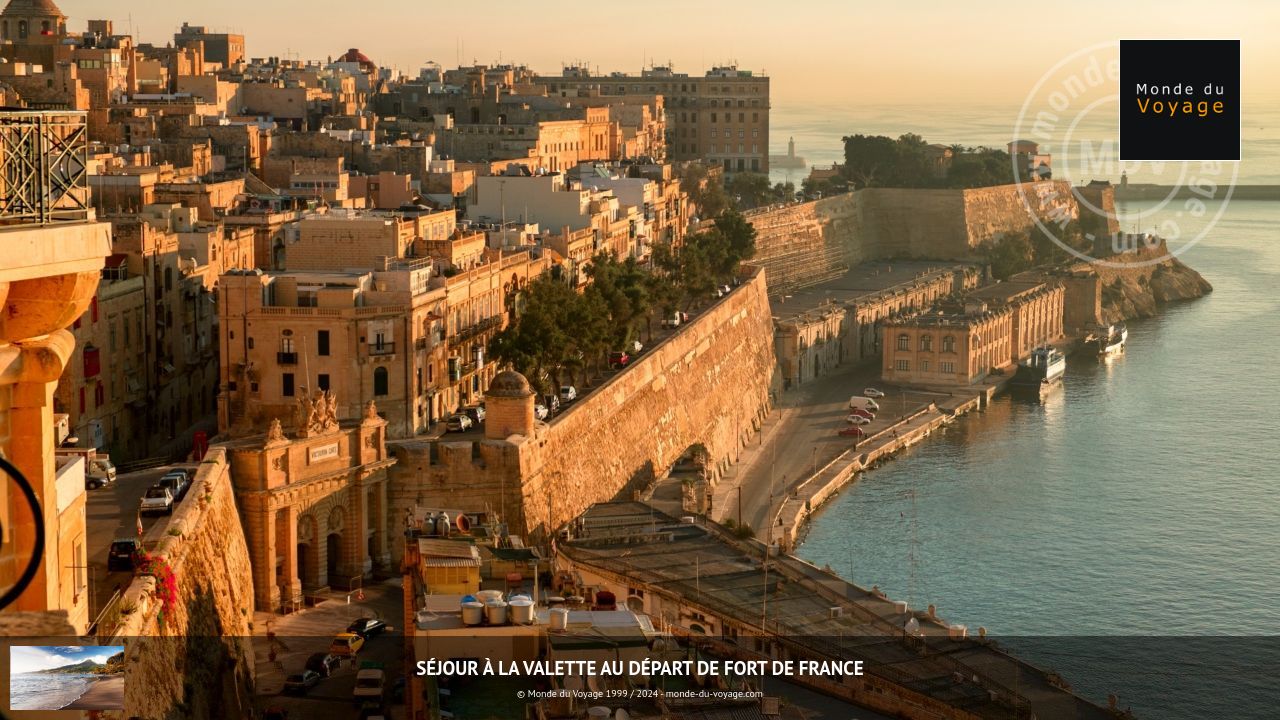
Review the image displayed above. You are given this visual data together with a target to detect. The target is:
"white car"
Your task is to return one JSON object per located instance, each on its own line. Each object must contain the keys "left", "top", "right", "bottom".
{"left": 863, "top": 388, "right": 886, "bottom": 398}
{"left": 534, "top": 404, "right": 549, "bottom": 421}
{"left": 559, "top": 385, "right": 578, "bottom": 403}
{"left": 445, "top": 414, "right": 473, "bottom": 432}
{"left": 845, "top": 414, "right": 871, "bottom": 426}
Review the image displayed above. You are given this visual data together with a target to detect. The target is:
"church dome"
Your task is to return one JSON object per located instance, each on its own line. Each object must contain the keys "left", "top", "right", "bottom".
{"left": 337, "top": 48, "right": 376, "bottom": 73}
{"left": 487, "top": 370, "right": 534, "bottom": 398}
{"left": 1, "top": 0, "right": 64, "bottom": 17}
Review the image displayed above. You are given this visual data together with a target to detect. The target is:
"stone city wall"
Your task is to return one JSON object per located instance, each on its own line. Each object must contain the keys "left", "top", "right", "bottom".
{"left": 746, "top": 182, "right": 1080, "bottom": 294}
{"left": 111, "top": 448, "right": 256, "bottom": 719}
{"left": 387, "top": 269, "right": 777, "bottom": 553}
{"left": 518, "top": 268, "right": 776, "bottom": 538}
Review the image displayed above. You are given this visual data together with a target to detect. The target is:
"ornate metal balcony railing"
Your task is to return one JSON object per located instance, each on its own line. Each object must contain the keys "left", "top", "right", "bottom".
{"left": 0, "top": 111, "right": 91, "bottom": 225}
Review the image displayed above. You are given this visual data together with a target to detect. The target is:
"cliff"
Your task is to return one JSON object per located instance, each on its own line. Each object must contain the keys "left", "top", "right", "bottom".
{"left": 1090, "top": 244, "right": 1213, "bottom": 324}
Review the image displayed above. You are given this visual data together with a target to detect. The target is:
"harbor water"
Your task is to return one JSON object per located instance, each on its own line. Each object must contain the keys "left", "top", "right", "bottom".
{"left": 796, "top": 198, "right": 1280, "bottom": 718}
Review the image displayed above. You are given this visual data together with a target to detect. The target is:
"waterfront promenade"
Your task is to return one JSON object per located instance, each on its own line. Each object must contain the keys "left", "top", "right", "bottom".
{"left": 712, "top": 358, "right": 992, "bottom": 547}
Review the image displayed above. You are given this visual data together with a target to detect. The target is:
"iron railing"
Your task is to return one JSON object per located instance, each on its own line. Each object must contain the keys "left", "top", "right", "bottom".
{"left": 0, "top": 111, "right": 91, "bottom": 225}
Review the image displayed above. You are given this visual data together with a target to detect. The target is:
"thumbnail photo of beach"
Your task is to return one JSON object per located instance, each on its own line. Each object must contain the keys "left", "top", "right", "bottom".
{"left": 8, "top": 645, "right": 125, "bottom": 711}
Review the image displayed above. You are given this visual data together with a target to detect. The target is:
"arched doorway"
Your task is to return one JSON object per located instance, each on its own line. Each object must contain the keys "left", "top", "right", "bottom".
{"left": 297, "top": 544, "right": 311, "bottom": 588}
{"left": 326, "top": 533, "right": 341, "bottom": 585}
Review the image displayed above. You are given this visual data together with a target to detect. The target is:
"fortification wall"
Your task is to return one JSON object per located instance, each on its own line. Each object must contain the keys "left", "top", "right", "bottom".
{"left": 520, "top": 268, "right": 775, "bottom": 538}
{"left": 746, "top": 182, "right": 1076, "bottom": 293}
{"left": 112, "top": 448, "right": 257, "bottom": 719}
{"left": 387, "top": 270, "right": 776, "bottom": 552}
{"left": 1080, "top": 240, "right": 1213, "bottom": 323}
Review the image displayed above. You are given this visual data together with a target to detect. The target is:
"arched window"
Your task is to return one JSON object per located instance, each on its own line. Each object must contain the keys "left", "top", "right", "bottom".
{"left": 896, "top": 334, "right": 910, "bottom": 351}
{"left": 942, "top": 335, "right": 956, "bottom": 353}
{"left": 373, "top": 366, "right": 389, "bottom": 396}
{"left": 41, "top": 20, "right": 50, "bottom": 33}
{"left": 18, "top": 20, "right": 27, "bottom": 39}
{"left": 919, "top": 334, "right": 933, "bottom": 352}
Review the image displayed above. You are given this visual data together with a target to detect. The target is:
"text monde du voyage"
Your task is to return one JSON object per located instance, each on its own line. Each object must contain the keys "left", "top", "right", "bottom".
{"left": 1134, "top": 83, "right": 1228, "bottom": 118}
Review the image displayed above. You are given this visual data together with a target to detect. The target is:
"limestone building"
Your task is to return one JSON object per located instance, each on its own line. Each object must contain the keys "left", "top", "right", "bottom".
{"left": 539, "top": 64, "right": 770, "bottom": 174}
{"left": 0, "top": 110, "right": 110, "bottom": 633}
{"left": 227, "top": 396, "right": 394, "bottom": 612}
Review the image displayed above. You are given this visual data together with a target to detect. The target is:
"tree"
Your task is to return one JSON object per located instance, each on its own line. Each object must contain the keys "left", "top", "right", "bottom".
{"left": 679, "top": 162, "right": 729, "bottom": 218}
{"left": 726, "top": 172, "right": 771, "bottom": 210}
{"left": 841, "top": 134, "right": 900, "bottom": 189}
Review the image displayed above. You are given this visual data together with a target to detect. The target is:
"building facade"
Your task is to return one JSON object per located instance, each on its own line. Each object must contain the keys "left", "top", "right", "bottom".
{"left": 538, "top": 65, "right": 770, "bottom": 174}
{"left": 227, "top": 398, "right": 393, "bottom": 612}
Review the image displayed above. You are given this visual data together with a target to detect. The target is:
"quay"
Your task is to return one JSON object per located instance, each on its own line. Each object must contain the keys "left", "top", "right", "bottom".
{"left": 558, "top": 502, "right": 1124, "bottom": 720}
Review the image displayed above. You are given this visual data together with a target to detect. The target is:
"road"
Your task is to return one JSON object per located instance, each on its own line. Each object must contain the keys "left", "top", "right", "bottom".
{"left": 713, "top": 360, "right": 947, "bottom": 536}
{"left": 253, "top": 579, "right": 407, "bottom": 719}
{"left": 84, "top": 464, "right": 197, "bottom": 626}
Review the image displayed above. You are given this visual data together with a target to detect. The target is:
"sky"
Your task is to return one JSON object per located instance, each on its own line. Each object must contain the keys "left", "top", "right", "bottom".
{"left": 10, "top": 646, "right": 122, "bottom": 674}
{"left": 52, "top": 0, "right": 1280, "bottom": 107}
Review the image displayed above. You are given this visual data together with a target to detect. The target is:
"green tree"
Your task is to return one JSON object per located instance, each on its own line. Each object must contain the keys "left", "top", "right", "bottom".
{"left": 726, "top": 172, "right": 771, "bottom": 210}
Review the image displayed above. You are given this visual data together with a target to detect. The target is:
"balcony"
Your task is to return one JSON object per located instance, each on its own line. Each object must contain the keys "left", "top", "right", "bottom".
{"left": 1, "top": 111, "right": 92, "bottom": 226}
{"left": 277, "top": 351, "right": 298, "bottom": 364}
{"left": 368, "top": 342, "right": 395, "bottom": 356}
{"left": 452, "top": 316, "right": 502, "bottom": 344}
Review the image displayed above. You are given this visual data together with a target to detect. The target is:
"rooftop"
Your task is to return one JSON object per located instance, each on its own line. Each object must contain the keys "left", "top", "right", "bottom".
{"left": 772, "top": 261, "right": 971, "bottom": 324}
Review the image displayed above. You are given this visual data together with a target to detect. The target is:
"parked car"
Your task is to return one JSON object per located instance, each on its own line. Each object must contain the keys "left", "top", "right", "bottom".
{"left": 445, "top": 414, "right": 473, "bottom": 433}
{"left": 534, "top": 404, "right": 550, "bottom": 421}
{"left": 680, "top": 311, "right": 690, "bottom": 323}
{"left": 632, "top": 340, "right": 644, "bottom": 354}
{"left": 863, "top": 388, "right": 886, "bottom": 398}
{"left": 559, "top": 385, "right": 578, "bottom": 403}
{"left": 661, "top": 312, "right": 682, "bottom": 329}
{"left": 352, "top": 667, "right": 386, "bottom": 703}
{"left": 720, "top": 284, "right": 732, "bottom": 294}
{"left": 139, "top": 485, "right": 174, "bottom": 516}
{"left": 541, "top": 394, "right": 561, "bottom": 414}
{"left": 462, "top": 405, "right": 485, "bottom": 424}
{"left": 329, "top": 632, "right": 365, "bottom": 656}
{"left": 283, "top": 670, "right": 321, "bottom": 695}
{"left": 158, "top": 470, "right": 189, "bottom": 501}
{"left": 608, "top": 351, "right": 631, "bottom": 369}
{"left": 848, "top": 396, "right": 880, "bottom": 412}
{"left": 305, "top": 652, "right": 341, "bottom": 678}
{"left": 849, "top": 407, "right": 875, "bottom": 420}
{"left": 107, "top": 538, "right": 142, "bottom": 572}
{"left": 346, "top": 617, "right": 387, "bottom": 638}
{"left": 839, "top": 425, "right": 866, "bottom": 438}
{"left": 845, "top": 414, "right": 871, "bottom": 426}
{"left": 86, "top": 457, "right": 117, "bottom": 489}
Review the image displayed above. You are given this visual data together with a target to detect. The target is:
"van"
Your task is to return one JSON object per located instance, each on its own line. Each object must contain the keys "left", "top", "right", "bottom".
{"left": 352, "top": 668, "right": 386, "bottom": 702}
{"left": 848, "top": 396, "right": 880, "bottom": 412}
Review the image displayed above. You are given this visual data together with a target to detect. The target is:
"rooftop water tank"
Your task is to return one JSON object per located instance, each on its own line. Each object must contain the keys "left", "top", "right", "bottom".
{"left": 461, "top": 601, "right": 484, "bottom": 626}
{"left": 549, "top": 607, "right": 569, "bottom": 632}
{"left": 485, "top": 600, "right": 508, "bottom": 625}
{"left": 476, "top": 589, "right": 504, "bottom": 604}
{"left": 509, "top": 597, "right": 534, "bottom": 625}
{"left": 436, "top": 512, "right": 451, "bottom": 537}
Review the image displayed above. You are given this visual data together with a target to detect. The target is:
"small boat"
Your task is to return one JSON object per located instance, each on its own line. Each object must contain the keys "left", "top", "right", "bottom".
{"left": 1094, "top": 323, "right": 1128, "bottom": 356}
{"left": 1012, "top": 346, "right": 1066, "bottom": 390}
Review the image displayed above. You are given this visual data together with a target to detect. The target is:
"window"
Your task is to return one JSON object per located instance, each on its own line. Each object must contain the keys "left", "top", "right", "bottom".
{"left": 942, "top": 335, "right": 956, "bottom": 353}
{"left": 920, "top": 360, "right": 930, "bottom": 372}
{"left": 920, "top": 335, "right": 933, "bottom": 351}
{"left": 282, "top": 373, "right": 295, "bottom": 397}
{"left": 895, "top": 360, "right": 910, "bottom": 371}
{"left": 95, "top": 384, "right": 105, "bottom": 407}
{"left": 90, "top": 297, "right": 99, "bottom": 323}
{"left": 711, "top": 112, "right": 717, "bottom": 123}
{"left": 78, "top": 387, "right": 85, "bottom": 413}
{"left": 279, "top": 337, "right": 295, "bottom": 353}
{"left": 373, "top": 367, "right": 389, "bottom": 396}
{"left": 317, "top": 330, "right": 330, "bottom": 356}
{"left": 897, "top": 334, "right": 910, "bottom": 351}
{"left": 941, "top": 361, "right": 956, "bottom": 374}
{"left": 317, "top": 374, "right": 330, "bottom": 392}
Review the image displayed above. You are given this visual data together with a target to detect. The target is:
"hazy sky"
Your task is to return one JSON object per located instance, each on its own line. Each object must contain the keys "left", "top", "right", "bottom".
{"left": 55, "top": 0, "right": 1280, "bottom": 106}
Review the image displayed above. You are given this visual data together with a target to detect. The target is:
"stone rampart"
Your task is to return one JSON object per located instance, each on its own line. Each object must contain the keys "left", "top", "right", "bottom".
{"left": 746, "top": 182, "right": 1081, "bottom": 294}
{"left": 111, "top": 448, "right": 256, "bottom": 719}
{"left": 388, "top": 269, "right": 777, "bottom": 551}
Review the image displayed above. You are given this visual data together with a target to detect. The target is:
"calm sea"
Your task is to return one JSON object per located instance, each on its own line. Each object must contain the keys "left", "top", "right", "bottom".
{"left": 9, "top": 672, "right": 96, "bottom": 710}
{"left": 768, "top": 100, "right": 1280, "bottom": 187}
{"left": 796, "top": 197, "right": 1280, "bottom": 717}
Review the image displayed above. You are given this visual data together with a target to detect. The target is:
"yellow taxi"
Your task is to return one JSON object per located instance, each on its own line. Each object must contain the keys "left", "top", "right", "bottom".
{"left": 329, "top": 632, "right": 365, "bottom": 656}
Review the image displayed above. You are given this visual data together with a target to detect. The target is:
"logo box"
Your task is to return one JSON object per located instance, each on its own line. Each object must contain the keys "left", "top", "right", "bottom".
{"left": 1119, "top": 39, "right": 1240, "bottom": 161}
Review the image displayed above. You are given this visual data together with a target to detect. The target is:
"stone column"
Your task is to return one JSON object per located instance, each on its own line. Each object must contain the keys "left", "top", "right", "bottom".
{"left": 374, "top": 479, "right": 390, "bottom": 569}
{"left": 277, "top": 504, "right": 301, "bottom": 607}
{"left": 344, "top": 475, "right": 371, "bottom": 580}
{"left": 247, "top": 500, "right": 278, "bottom": 612}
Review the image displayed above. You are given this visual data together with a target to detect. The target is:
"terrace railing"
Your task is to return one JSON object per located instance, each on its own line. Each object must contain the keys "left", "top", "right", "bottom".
{"left": 0, "top": 111, "right": 91, "bottom": 225}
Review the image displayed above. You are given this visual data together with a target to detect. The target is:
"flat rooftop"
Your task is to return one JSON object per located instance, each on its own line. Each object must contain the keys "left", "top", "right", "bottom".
{"left": 561, "top": 503, "right": 1115, "bottom": 720}
{"left": 771, "top": 261, "right": 970, "bottom": 323}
